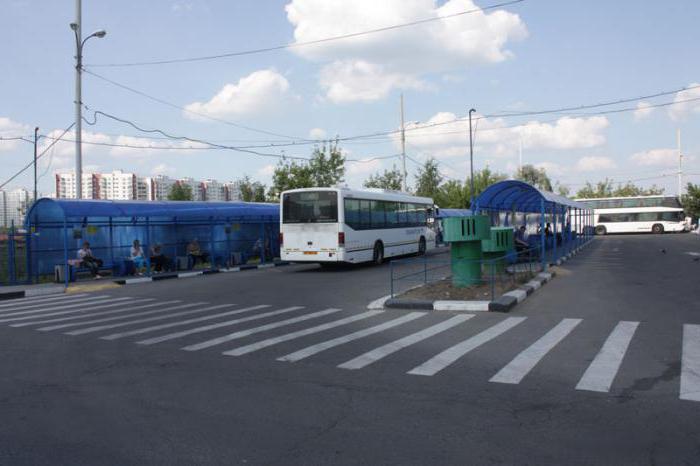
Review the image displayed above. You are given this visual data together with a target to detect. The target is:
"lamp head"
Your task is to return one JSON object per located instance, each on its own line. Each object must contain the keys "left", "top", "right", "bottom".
{"left": 92, "top": 30, "right": 107, "bottom": 38}
{"left": 69, "top": 22, "right": 78, "bottom": 31}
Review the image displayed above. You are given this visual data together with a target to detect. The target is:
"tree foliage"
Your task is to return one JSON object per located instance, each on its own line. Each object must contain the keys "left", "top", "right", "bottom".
{"left": 363, "top": 166, "right": 404, "bottom": 191}
{"left": 516, "top": 164, "right": 553, "bottom": 191}
{"left": 167, "top": 183, "right": 193, "bottom": 201}
{"left": 556, "top": 183, "right": 571, "bottom": 197}
{"left": 268, "top": 142, "right": 345, "bottom": 200}
{"left": 681, "top": 182, "right": 700, "bottom": 221}
{"left": 575, "top": 178, "right": 665, "bottom": 198}
{"left": 432, "top": 166, "right": 507, "bottom": 209}
{"left": 414, "top": 158, "right": 442, "bottom": 199}
{"left": 237, "top": 176, "right": 267, "bottom": 202}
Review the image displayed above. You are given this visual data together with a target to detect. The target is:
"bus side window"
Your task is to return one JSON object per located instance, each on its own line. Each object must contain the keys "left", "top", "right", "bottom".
{"left": 359, "top": 200, "right": 371, "bottom": 230}
{"left": 344, "top": 199, "right": 360, "bottom": 230}
{"left": 371, "top": 201, "right": 386, "bottom": 229}
{"left": 398, "top": 203, "right": 408, "bottom": 227}
{"left": 416, "top": 204, "right": 427, "bottom": 225}
{"left": 386, "top": 202, "right": 399, "bottom": 227}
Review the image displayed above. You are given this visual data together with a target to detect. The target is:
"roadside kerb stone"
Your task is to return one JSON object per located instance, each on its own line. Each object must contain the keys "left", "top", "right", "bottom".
{"left": 433, "top": 300, "right": 490, "bottom": 312}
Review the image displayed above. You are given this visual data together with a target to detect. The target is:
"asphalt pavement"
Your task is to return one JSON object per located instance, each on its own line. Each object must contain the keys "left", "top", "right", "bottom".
{"left": 0, "top": 234, "right": 699, "bottom": 465}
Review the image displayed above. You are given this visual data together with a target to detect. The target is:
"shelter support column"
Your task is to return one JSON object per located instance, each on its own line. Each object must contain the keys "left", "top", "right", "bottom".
{"left": 63, "top": 219, "right": 69, "bottom": 288}
{"left": 145, "top": 216, "right": 152, "bottom": 276}
{"left": 540, "top": 199, "right": 546, "bottom": 272}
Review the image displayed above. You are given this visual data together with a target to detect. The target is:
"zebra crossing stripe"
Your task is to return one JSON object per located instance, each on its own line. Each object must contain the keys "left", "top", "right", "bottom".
{"left": 38, "top": 301, "right": 197, "bottom": 332}
{"left": 12, "top": 300, "right": 176, "bottom": 328}
{"left": 680, "top": 324, "right": 700, "bottom": 402}
{"left": 182, "top": 308, "right": 343, "bottom": 352}
{"left": 135, "top": 305, "right": 302, "bottom": 346}
{"left": 490, "top": 318, "right": 582, "bottom": 384}
{"left": 0, "top": 296, "right": 116, "bottom": 319}
{"left": 0, "top": 298, "right": 135, "bottom": 324}
{"left": 277, "top": 312, "right": 426, "bottom": 363}
{"left": 575, "top": 321, "right": 639, "bottom": 393}
{"left": 65, "top": 303, "right": 232, "bottom": 336}
{"left": 99, "top": 305, "right": 271, "bottom": 340}
{"left": 0, "top": 293, "right": 90, "bottom": 309}
{"left": 408, "top": 317, "right": 527, "bottom": 376}
{"left": 338, "top": 314, "right": 473, "bottom": 370}
{"left": 221, "top": 311, "right": 383, "bottom": 356}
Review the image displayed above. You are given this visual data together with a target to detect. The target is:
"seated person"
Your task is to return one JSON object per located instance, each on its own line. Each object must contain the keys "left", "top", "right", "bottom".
{"left": 77, "top": 241, "right": 103, "bottom": 279}
{"left": 186, "top": 238, "right": 209, "bottom": 270}
{"left": 130, "top": 239, "right": 147, "bottom": 275}
{"left": 514, "top": 226, "right": 529, "bottom": 251}
{"left": 150, "top": 243, "right": 171, "bottom": 272}
{"left": 544, "top": 222, "right": 553, "bottom": 237}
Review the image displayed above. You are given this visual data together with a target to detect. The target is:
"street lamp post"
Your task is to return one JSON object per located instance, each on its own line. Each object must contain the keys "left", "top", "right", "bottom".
{"left": 468, "top": 108, "right": 476, "bottom": 208}
{"left": 70, "top": 7, "right": 105, "bottom": 200}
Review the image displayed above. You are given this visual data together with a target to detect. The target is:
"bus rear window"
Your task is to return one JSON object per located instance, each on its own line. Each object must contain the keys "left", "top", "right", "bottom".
{"left": 283, "top": 192, "right": 338, "bottom": 223}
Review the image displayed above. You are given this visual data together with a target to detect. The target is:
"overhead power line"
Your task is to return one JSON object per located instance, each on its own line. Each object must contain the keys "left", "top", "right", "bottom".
{"left": 86, "top": 0, "right": 525, "bottom": 68}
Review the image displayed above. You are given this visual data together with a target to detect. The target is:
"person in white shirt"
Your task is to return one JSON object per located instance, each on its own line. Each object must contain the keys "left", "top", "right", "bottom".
{"left": 77, "top": 241, "right": 103, "bottom": 278}
{"left": 130, "top": 239, "right": 146, "bottom": 274}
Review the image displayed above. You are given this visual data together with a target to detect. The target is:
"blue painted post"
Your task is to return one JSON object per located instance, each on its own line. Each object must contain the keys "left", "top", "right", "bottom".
{"left": 540, "top": 199, "right": 546, "bottom": 271}
{"left": 63, "top": 219, "right": 69, "bottom": 289}
{"left": 8, "top": 220, "right": 16, "bottom": 284}
{"left": 226, "top": 217, "right": 231, "bottom": 268}
{"left": 552, "top": 206, "right": 558, "bottom": 264}
{"left": 260, "top": 222, "right": 266, "bottom": 265}
{"left": 108, "top": 217, "right": 115, "bottom": 268}
{"left": 145, "top": 217, "right": 152, "bottom": 276}
{"left": 209, "top": 216, "right": 215, "bottom": 269}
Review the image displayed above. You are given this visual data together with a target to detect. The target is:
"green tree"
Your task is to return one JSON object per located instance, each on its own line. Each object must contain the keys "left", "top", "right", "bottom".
{"left": 576, "top": 179, "right": 665, "bottom": 198}
{"left": 681, "top": 182, "right": 700, "bottom": 221}
{"left": 515, "top": 164, "right": 553, "bottom": 191}
{"left": 167, "top": 183, "right": 193, "bottom": 201}
{"left": 237, "top": 176, "right": 267, "bottom": 202}
{"left": 434, "top": 180, "right": 468, "bottom": 209}
{"left": 612, "top": 182, "right": 665, "bottom": 197}
{"left": 363, "top": 166, "right": 403, "bottom": 191}
{"left": 576, "top": 179, "right": 614, "bottom": 198}
{"left": 414, "top": 158, "right": 442, "bottom": 199}
{"left": 268, "top": 141, "right": 345, "bottom": 200}
{"left": 556, "top": 183, "right": 571, "bottom": 197}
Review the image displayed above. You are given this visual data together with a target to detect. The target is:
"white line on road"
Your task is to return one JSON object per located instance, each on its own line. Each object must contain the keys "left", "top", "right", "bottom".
{"left": 680, "top": 324, "right": 700, "bottom": 402}
{"left": 408, "top": 317, "right": 527, "bottom": 376}
{"left": 181, "top": 308, "right": 342, "bottom": 351}
{"left": 0, "top": 296, "right": 114, "bottom": 318}
{"left": 11, "top": 299, "right": 172, "bottom": 327}
{"left": 575, "top": 321, "right": 639, "bottom": 393}
{"left": 338, "top": 314, "right": 473, "bottom": 370}
{"left": 277, "top": 312, "right": 426, "bottom": 362}
{"left": 0, "top": 293, "right": 89, "bottom": 309}
{"left": 65, "top": 303, "right": 232, "bottom": 336}
{"left": 38, "top": 301, "right": 196, "bottom": 331}
{"left": 135, "top": 305, "right": 289, "bottom": 346}
{"left": 0, "top": 298, "right": 134, "bottom": 323}
{"left": 490, "top": 318, "right": 582, "bottom": 384}
{"left": 222, "top": 311, "right": 383, "bottom": 356}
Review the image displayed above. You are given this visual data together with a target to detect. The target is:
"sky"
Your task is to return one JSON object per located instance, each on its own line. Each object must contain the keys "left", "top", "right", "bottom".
{"left": 1, "top": 0, "right": 700, "bottom": 197}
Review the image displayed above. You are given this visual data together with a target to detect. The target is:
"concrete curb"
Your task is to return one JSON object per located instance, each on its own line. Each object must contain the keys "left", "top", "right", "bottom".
{"left": 0, "top": 285, "right": 65, "bottom": 301}
{"left": 112, "top": 261, "right": 290, "bottom": 286}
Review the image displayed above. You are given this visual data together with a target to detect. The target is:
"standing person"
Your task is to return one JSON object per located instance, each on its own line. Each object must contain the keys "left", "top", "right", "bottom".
{"left": 130, "top": 239, "right": 146, "bottom": 275}
{"left": 77, "top": 241, "right": 103, "bottom": 279}
{"left": 187, "top": 238, "right": 207, "bottom": 270}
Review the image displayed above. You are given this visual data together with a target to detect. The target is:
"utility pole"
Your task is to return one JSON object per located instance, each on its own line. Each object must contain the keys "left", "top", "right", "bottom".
{"left": 33, "top": 127, "right": 39, "bottom": 202}
{"left": 400, "top": 94, "right": 407, "bottom": 192}
{"left": 468, "top": 108, "right": 476, "bottom": 206}
{"left": 74, "top": 0, "right": 82, "bottom": 199}
{"left": 677, "top": 128, "right": 683, "bottom": 197}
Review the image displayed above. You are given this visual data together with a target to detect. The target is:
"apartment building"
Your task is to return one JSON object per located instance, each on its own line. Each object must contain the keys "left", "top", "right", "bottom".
{"left": 0, "top": 188, "right": 31, "bottom": 228}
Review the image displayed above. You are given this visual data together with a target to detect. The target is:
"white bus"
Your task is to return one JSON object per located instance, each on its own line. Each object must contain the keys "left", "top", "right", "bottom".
{"left": 575, "top": 195, "right": 687, "bottom": 235}
{"left": 280, "top": 187, "right": 436, "bottom": 264}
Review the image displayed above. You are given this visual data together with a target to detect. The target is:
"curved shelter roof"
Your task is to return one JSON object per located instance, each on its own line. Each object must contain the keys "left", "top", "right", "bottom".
{"left": 26, "top": 199, "right": 279, "bottom": 225}
{"left": 474, "top": 180, "right": 589, "bottom": 213}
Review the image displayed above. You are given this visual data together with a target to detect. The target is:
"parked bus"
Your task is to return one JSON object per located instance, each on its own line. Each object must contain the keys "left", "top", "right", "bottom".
{"left": 280, "top": 187, "right": 436, "bottom": 264}
{"left": 575, "top": 195, "right": 688, "bottom": 235}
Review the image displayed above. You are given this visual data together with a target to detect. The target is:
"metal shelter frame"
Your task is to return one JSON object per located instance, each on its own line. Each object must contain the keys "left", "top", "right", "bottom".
{"left": 473, "top": 180, "right": 594, "bottom": 270}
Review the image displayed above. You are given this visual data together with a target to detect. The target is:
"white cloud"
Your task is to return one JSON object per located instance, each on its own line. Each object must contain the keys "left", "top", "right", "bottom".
{"left": 575, "top": 156, "right": 617, "bottom": 172}
{"left": 346, "top": 158, "right": 382, "bottom": 176}
{"left": 0, "top": 117, "right": 30, "bottom": 152}
{"left": 633, "top": 101, "right": 653, "bottom": 121}
{"left": 184, "top": 69, "right": 295, "bottom": 119}
{"left": 309, "top": 127, "right": 327, "bottom": 140}
{"left": 669, "top": 83, "right": 700, "bottom": 120}
{"left": 257, "top": 164, "right": 276, "bottom": 177}
{"left": 395, "top": 112, "right": 609, "bottom": 160}
{"left": 630, "top": 148, "right": 679, "bottom": 167}
{"left": 151, "top": 163, "right": 176, "bottom": 175}
{"left": 285, "top": 0, "right": 527, "bottom": 102}
{"left": 534, "top": 161, "right": 564, "bottom": 177}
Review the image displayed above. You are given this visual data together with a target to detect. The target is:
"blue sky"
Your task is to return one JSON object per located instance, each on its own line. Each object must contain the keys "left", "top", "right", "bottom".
{"left": 1, "top": 0, "right": 699, "bottom": 196}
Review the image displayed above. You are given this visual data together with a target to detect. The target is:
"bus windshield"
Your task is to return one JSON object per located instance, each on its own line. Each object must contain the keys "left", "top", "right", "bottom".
{"left": 283, "top": 191, "right": 338, "bottom": 223}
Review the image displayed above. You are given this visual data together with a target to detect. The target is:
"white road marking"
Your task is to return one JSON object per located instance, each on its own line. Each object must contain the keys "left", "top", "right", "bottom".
{"left": 221, "top": 311, "right": 383, "bottom": 356}
{"left": 65, "top": 303, "right": 232, "bottom": 336}
{"left": 680, "top": 324, "right": 700, "bottom": 402}
{"left": 0, "top": 298, "right": 134, "bottom": 323}
{"left": 367, "top": 295, "right": 391, "bottom": 310}
{"left": 181, "top": 308, "right": 343, "bottom": 351}
{"left": 135, "top": 305, "right": 298, "bottom": 346}
{"left": 11, "top": 300, "right": 175, "bottom": 327}
{"left": 490, "top": 318, "right": 582, "bottom": 384}
{"left": 99, "top": 305, "right": 271, "bottom": 340}
{"left": 339, "top": 315, "right": 473, "bottom": 370}
{"left": 0, "top": 293, "right": 89, "bottom": 309}
{"left": 575, "top": 321, "right": 639, "bottom": 393}
{"left": 0, "top": 296, "right": 114, "bottom": 318}
{"left": 38, "top": 301, "right": 200, "bottom": 332}
{"left": 278, "top": 312, "right": 426, "bottom": 362}
{"left": 408, "top": 317, "right": 527, "bottom": 376}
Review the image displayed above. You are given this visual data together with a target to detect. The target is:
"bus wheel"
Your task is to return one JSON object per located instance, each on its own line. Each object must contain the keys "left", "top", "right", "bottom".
{"left": 595, "top": 225, "right": 607, "bottom": 235}
{"left": 373, "top": 242, "right": 384, "bottom": 265}
{"left": 652, "top": 224, "right": 664, "bottom": 234}
{"left": 418, "top": 237, "right": 426, "bottom": 255}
